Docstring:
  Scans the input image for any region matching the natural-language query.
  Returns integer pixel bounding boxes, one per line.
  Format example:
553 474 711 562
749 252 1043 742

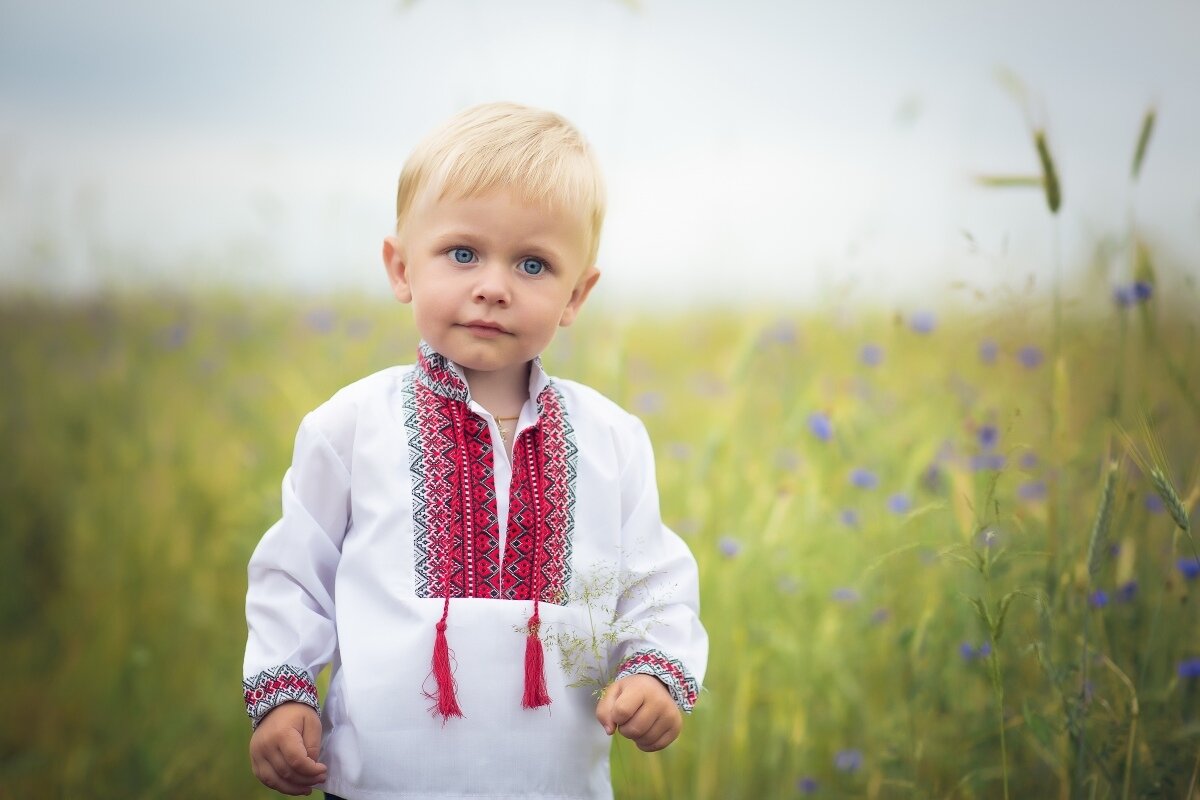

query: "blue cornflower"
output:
1018 346 1044 369
718 536 741 558
887 493 911 514
978 424 998 451
978 641 992 658
1018 480 1047 502
908 311 937 334
971 453 1006 471
797 776 820 794
160 323 190 350
959 641 976 661
839 508 860 528
870 607 890 624
1145 494 1165 514
831 587 860 603
1133 281 1153 301
859 343 884 366
1178 558 1200 581
834 749 863 773
1089 590 1109 609
1117 581 1138 603
850 468 878 489
1178 658 1200 679
979 339 998 364
305 307 336 334
634 392 664 415
1113 285 1137 308
808 412 833 442
1020 451 1039 469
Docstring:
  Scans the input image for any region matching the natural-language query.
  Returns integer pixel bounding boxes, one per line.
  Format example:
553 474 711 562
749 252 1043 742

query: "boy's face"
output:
383 188 600 379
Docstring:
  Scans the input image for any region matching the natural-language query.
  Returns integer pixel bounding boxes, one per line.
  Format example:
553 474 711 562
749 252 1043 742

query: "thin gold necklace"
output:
495 416 520 440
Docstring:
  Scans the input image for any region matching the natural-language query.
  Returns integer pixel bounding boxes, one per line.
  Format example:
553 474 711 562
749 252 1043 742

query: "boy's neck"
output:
461 361 533 417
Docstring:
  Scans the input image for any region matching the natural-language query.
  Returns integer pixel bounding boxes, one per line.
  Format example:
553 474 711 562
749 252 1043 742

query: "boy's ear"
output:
382 236 413 303
559 266 601 327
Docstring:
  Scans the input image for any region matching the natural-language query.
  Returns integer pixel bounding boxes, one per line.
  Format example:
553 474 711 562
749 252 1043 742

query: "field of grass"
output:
2 283 1199 798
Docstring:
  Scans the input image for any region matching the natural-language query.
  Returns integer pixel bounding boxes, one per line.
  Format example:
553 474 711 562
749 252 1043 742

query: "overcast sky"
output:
1 0 1197 307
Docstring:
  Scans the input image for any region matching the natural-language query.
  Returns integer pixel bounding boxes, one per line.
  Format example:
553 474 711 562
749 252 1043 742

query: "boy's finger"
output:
300 712 327 769
259 761 315 796
283 727 327 778
611 683 646 728
615 704 656 741
639 728 677 753
595 683 622 734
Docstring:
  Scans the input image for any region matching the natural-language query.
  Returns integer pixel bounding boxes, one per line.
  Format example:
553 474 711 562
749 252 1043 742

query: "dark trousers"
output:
325 794 348 800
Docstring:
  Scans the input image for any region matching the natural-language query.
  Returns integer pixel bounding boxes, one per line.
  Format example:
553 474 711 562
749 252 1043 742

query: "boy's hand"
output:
249 701 328 796
595 674 683 752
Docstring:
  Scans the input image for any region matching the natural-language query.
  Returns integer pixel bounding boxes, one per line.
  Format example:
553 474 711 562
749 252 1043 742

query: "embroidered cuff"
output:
615 648 700 713
243 665 320 728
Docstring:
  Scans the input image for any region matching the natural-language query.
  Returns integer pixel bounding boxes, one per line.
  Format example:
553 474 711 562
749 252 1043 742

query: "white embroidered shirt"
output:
243 345 707 800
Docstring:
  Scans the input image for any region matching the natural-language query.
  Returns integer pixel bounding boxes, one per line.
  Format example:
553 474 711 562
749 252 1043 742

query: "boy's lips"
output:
460 320 510 337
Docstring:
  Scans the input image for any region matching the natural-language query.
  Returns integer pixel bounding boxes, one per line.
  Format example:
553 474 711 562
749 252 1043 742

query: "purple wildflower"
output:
1133 281 1153 302
1089 589 1109 609
834 749 863 773
839 508 860 528
1017 346 1044 369
1178 558 1200 581
305 308 336 334
761 319 797 346
979 339 998 364
718 536 741 558
859 343 884 366
667 442 692 461
1178 658 1200 679
808 412 833 442
1145 494 1165 514
1020 451 1039 470
1113 285 1137 308
959 641 976 661
887 493 911 514
908 311 936 334
797 776 820 794
870 607 890 624
850 468 878 489
831 587 860 604
160 323 190 350
971 453 1006 471
978 641 992 658
1117 581 1138 603
634 392 664 415
977 424 998 451
1018 480 1047 502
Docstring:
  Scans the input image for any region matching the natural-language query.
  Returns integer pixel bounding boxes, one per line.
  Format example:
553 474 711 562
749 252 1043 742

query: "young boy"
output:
243 102 707 799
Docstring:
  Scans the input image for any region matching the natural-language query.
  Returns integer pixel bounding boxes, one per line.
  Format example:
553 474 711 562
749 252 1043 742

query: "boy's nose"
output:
472 263 512 306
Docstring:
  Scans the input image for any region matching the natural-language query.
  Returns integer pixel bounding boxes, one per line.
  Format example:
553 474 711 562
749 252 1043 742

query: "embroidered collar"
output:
416 341 553 411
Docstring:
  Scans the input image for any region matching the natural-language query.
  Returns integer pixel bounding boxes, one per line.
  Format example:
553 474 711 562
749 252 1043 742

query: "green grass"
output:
2 286 1198 798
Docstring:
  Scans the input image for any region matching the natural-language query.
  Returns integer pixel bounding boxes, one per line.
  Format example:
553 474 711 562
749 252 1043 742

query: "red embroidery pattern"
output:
405 345 575 603
243 665 320 727
615 649 700 713
501 387 575 603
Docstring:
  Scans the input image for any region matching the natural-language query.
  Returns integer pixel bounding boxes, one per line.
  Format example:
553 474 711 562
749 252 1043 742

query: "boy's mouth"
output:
460 320 510 337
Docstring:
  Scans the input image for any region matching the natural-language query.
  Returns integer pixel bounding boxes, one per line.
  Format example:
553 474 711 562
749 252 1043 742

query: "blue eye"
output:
520 258 546 276
451 247 475 264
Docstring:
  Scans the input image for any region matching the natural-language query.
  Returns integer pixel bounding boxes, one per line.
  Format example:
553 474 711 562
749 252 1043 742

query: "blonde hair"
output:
394 102 606 266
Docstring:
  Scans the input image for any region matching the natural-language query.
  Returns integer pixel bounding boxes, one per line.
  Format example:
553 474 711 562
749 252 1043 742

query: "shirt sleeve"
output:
242 410 351 727
608 416 708 713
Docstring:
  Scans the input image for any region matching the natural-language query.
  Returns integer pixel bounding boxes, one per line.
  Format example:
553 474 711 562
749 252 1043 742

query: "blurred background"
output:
3 0 1199 797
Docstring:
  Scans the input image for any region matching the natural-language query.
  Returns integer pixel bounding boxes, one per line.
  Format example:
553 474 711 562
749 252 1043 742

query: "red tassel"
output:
522 615 552 709
429 619 464 721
